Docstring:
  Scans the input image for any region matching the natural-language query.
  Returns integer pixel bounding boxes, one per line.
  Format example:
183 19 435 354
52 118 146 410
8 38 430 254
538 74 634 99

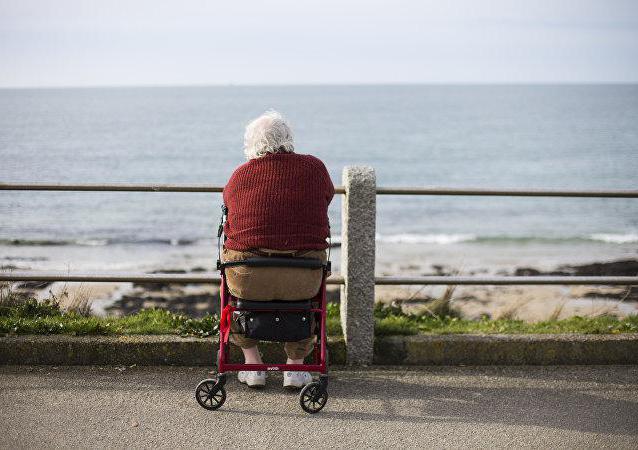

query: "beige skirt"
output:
221 247 327 301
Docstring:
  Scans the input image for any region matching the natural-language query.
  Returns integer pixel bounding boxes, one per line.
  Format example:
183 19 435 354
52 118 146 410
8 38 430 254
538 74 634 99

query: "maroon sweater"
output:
222 152 335 251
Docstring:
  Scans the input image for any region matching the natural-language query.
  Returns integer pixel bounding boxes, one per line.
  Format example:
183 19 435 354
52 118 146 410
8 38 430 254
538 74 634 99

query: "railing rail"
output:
1 272 636 286
375 276 638 286
0 182 227 193
0 271 345 285
3 182 638 197
375 186 638 197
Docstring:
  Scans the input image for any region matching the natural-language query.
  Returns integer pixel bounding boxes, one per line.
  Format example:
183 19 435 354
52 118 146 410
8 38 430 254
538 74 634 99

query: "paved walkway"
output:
1 365 637 448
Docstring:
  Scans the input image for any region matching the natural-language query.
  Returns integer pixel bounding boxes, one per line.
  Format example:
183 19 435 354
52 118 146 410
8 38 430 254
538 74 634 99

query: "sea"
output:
1 85 637 275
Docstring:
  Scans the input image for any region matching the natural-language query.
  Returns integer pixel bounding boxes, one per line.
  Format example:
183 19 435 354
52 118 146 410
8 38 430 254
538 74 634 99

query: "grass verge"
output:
0 299 217 337
370 303 638 335
1 299 637 337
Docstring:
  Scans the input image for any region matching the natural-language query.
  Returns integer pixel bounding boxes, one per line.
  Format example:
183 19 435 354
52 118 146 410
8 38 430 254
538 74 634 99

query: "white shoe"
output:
238 371 266 387
283 371 313 389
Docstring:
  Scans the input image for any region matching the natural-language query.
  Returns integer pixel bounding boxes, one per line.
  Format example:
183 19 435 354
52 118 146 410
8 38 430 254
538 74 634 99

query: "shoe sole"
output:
242 383 266 388
238 379 266 388
283 379 312 389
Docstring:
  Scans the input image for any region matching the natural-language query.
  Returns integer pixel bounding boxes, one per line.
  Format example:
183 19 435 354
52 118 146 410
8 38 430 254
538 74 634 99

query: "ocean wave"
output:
588 233 638 244
376 233 638 245
375 233 476 244
0 238 200 247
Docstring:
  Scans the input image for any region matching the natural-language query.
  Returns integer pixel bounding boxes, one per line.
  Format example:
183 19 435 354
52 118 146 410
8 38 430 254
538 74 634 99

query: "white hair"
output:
243 110 295 160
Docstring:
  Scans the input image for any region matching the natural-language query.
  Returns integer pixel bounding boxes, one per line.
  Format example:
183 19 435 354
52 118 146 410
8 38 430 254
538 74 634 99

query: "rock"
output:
431 264 447 275
583 288 638 302
514 268 541 276
106 287 221 318
326 287 340 303
149 269 187 274
514 259 637 277
566 259 638 277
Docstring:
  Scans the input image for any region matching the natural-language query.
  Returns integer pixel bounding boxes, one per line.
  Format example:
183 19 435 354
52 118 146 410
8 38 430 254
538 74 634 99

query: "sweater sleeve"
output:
222 161 247 206
308 155 334 204
323 165 335 203
222 173 233 206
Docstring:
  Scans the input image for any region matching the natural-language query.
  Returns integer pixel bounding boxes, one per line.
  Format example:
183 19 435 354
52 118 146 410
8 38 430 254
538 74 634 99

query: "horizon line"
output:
1 81 638 90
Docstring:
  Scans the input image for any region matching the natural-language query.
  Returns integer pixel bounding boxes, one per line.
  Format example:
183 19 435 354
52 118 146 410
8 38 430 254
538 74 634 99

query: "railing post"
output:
341 166 376 365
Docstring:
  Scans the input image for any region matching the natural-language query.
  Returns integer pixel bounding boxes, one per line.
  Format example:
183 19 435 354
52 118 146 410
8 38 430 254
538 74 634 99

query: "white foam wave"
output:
75 239 109 246
588 233 638 244
376 233 476 245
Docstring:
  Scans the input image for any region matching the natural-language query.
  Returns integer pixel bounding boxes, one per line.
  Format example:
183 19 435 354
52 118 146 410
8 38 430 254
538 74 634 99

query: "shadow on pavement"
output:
222 369 638 437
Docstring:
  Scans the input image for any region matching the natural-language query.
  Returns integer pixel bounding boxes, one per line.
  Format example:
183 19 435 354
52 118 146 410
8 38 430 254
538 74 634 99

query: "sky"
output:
1 0 637 87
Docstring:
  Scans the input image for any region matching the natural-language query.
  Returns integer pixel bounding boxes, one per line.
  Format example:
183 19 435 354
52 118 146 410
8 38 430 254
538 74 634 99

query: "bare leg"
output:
241 346 263 364
287 358 303 365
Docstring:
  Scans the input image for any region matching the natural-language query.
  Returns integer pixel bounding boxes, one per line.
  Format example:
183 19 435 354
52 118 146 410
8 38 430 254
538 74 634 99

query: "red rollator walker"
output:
195 205 330 414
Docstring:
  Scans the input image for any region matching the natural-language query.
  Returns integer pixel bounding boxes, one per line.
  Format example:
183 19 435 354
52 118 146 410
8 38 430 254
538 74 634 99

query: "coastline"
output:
5 247 637 321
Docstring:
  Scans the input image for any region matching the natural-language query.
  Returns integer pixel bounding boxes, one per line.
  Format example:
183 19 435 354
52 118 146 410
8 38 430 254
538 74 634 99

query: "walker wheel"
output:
195 379 226 411
299 382 328 414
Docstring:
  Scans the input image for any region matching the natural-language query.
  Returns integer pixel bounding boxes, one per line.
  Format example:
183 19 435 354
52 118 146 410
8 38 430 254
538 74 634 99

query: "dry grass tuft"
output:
494 299 531 320
416 285 459 318
584 299 618 318
0 280 16 306
51 284 93 317
547 298 568 321
415 265 466 318
0 279 28 308
419 284 459 318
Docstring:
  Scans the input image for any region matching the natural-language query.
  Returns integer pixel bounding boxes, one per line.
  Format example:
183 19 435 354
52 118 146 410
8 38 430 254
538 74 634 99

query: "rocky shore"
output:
7 259 637 320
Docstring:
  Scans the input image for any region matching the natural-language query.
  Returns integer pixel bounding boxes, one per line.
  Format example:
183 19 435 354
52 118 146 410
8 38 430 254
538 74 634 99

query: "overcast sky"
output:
1 0 637 87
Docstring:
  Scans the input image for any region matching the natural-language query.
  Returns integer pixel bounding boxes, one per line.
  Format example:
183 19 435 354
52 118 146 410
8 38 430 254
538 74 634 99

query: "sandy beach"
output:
7 250 637 322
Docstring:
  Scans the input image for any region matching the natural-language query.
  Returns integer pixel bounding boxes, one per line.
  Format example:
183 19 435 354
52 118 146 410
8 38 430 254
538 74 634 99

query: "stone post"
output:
341 166 376 365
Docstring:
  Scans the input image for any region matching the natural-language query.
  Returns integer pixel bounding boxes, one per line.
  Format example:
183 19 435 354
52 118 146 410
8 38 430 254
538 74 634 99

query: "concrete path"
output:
1 365 637 449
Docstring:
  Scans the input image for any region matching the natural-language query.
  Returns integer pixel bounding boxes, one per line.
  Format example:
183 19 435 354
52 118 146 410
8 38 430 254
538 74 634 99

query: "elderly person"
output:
222 110 334 388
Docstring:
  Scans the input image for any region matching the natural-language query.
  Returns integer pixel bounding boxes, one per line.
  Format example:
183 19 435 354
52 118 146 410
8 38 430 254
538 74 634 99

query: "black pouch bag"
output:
236 310 313 342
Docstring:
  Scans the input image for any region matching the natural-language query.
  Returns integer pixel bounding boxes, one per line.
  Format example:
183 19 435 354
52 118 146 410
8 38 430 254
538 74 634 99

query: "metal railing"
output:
375 186 638 197
1 181 637 286
0 271 344 285
1 272 636 286
4 182 638 197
